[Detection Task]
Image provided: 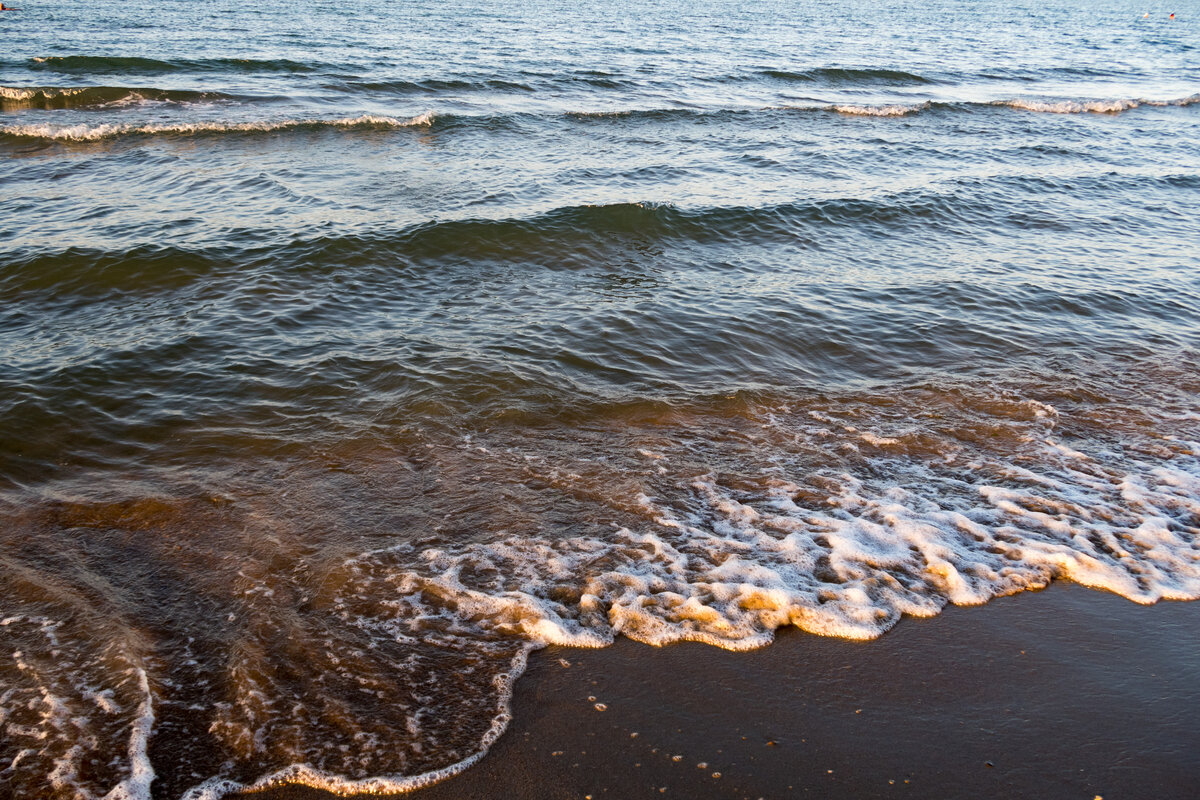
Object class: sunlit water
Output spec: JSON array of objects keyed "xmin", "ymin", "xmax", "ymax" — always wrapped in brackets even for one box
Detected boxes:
[{"xmin": 2, "ymin": 1, "xmax": 1199, "ymax": 797}]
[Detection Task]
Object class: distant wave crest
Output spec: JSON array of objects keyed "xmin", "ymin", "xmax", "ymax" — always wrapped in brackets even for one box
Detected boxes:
[{"xmin": 998, "ymin": 93, "xmax": 1200, "ymax": 114}]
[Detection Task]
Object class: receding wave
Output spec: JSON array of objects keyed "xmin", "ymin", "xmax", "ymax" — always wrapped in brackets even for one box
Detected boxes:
[
  {"xmin": 0, "ymin": 112, "xmax": 437, "ymax": 141},
  {"xmin": 0, "ymin": 85, "xmax": 237, "ymax": 110},
  {"xmin": 565, "ymin": 103, "xmax": 936, "ymax": 120},
  {"xmin": 471, "ymin": 93, "xmax": 1196, "ymax": 123},
  {"xmin": 29, "ymin": 54, "xmax": 324, "ymax": 74},
  {"xmin": 1, "ymin": 366, "xmax": 1197, "ymax": 799}
]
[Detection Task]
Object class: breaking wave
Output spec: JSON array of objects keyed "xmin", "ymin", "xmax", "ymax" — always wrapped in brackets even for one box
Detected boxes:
[
  {"xmin": 997, "ymin": 94, "xmax": 1200, "ymax": 113},
  {"xmin": 0, "ymin": 85, "xmax": 238, "ymax": 110},
  {"xmin": 0, "ymin": 112, "xmax": 437, "ymax": 141},
  {"xmin": 829, "ymin": 101, "xmax": 931, "ymax": 116}
]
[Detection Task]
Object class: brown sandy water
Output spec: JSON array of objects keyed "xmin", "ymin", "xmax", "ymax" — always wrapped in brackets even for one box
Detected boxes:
[{"xmin": 2, "ymin": 370, "xmax": 1198, "ymax": 798}]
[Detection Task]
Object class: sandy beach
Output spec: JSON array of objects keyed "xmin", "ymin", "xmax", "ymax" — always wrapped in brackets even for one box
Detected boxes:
[{"xmin": 253, "ymin": 581, "xmax": 1200, "ymax": 799}]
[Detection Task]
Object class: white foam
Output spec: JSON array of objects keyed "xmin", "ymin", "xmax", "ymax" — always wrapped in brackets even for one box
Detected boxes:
[
  {"xmin": 315, "ymin": 427, "xmax": 1200, "ymax": 660},
  {"xmin": 404, "ymin": 109, "xmax": 438, "ymax": 127},
  {"xmin": 1006, "ymin": 97, "xmax": 1141, "ymax": 114},
  {"xmin": 1045, "ymin": 437, "xmax": 1090, "ymax": 461}
]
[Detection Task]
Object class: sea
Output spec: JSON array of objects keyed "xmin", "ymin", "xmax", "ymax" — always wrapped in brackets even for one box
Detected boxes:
[{"xmin": 2, "ymin": 0, "xmax": 1199, "ymax": 797}]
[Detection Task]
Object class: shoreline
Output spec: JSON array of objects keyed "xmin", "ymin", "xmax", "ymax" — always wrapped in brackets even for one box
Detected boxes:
[{"xmin": 250, "ymin": 580, "xmax": 1200, "ymax": 799}]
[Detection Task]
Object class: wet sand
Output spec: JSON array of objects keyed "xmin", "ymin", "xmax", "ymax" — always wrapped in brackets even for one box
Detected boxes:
[{"xmin": 254, "ymin": 581, "xmax": 1200, "ymax": 799}]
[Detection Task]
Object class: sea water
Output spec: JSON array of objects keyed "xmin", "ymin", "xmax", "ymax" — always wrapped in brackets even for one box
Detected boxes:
[{"xmin": 1, "ymin": 0, "xmax": 1198, "ymax": 796}]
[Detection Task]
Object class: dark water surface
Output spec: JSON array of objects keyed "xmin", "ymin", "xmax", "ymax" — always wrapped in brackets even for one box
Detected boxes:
[{"xmin": 2, "ymin": 1, "xmax": 1199, "ymax": 797}]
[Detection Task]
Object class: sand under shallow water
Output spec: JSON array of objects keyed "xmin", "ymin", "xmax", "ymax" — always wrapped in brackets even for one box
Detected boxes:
[{"xmin": 251, "ymin": 581, "xmax": 1200, "ymax": 800}]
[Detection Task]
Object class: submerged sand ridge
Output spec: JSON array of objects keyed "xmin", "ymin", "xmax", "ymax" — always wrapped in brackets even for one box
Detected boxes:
[{"xmin": 1, "ymin": 366, "xmax": 1198, "ymax": 798}]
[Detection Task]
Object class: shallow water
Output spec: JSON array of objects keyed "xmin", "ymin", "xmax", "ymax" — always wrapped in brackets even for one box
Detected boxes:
[{"xmin": 2, "ymin": 1, "xmax": 1199, "ymax": 797}]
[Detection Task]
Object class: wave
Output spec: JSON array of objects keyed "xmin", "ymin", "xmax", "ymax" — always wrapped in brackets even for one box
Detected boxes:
[
  {"xmin": 829, "ymin": 101, "xmax": 931, "ymax": 116},
  {"xmin": 334, "ymin": 68, "xmax": 937, "ymax": 96},
  {"xmin": 977, "ymin": 65, "xmax": 1145, "ymax": 83},
  {"xmin": 823, "ymin": 93, "xmax": 1200, "ymax": 116},
  {"xmin": 28, "ymin": 55, "xmax": 324, "ymax": 74},
  {"xmin": 3, "ymin": 93, "xmax": 1196, "ymax": 143},
  {"xmin": 382, "ymin": 195, "xmax": 985, "ymax": 256},
  {"xmin": 997, "ymin": 94, "xmax": 1200, "ymax": 113},
  {"xmin": 552, "ymin": 93, "xmax": 1198, "ymax": 123},
  {"xmin": 0, "ymin": 112, "xmax": 436, "ymax": 141},
  {"xmin": 759, "ymin": 66, "xmax": 937, "ymax": 86},
  {"xmin": 9, "ymin": 186, "xmax": 1126, "ymax": 305},
  {"xmin": 0, "ymin": 194, "xmax": 993, "ymax": 295},
  {"xmin": 0, "ymin": 85, "xmax": 237, "ymax": 110},
  {"xmin": 329, "ymin": 77, "xmax": 537, "ymax": 94}
]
